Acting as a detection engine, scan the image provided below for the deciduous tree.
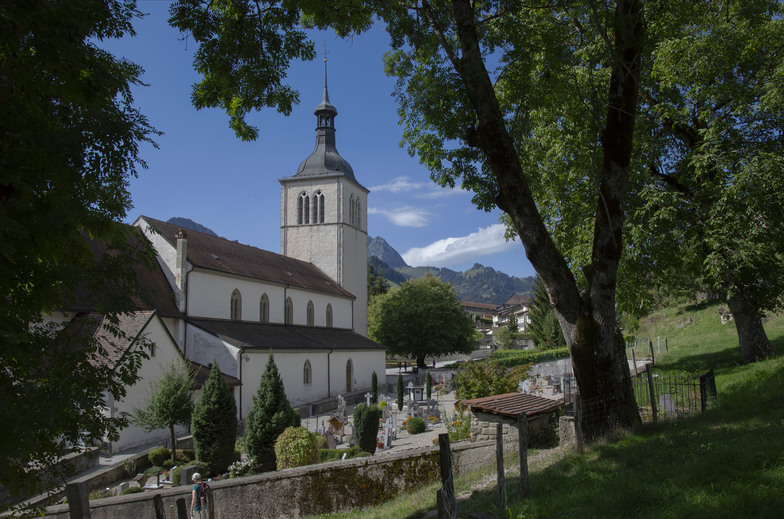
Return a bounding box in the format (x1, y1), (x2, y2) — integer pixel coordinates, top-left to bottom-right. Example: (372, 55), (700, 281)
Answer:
(0, 0), (157, 500)
(133, 359), (195, 462)
(369, 275), (476, 368)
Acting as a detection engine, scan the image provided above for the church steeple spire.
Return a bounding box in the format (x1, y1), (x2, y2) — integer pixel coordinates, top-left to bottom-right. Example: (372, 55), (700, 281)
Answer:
(294, 45), (356, 182)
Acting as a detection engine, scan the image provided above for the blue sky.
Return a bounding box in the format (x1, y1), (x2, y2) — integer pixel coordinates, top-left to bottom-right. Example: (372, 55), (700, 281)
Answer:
(107, 1), (535, 278)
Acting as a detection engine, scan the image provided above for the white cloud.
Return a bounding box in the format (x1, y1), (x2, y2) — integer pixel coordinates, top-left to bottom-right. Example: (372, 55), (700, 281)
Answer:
(370, 175), (466, 199)
(368, 206), (430, 227)
(402, 224), (517, 267)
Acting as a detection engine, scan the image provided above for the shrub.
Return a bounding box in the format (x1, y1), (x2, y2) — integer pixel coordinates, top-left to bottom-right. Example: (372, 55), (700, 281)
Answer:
(379, 400), (387, 410)
(352, 403), (382, 454)
(120, 487), (144, 496)
(88, 488), (113, 500)
(161, 459), (177, 470)
(314, 434), (328, 450)
(318, 445), (363, 462)
(274, 427), (319, 470)
(192, 363), (238, 476)
(143, 465), (164, 476)
(148, 447), (170, 467)
(445, 408), (472, 442)
(406, 417), (426, 434)
(228, 458), (255, 478)
(176, 449), (195, 463)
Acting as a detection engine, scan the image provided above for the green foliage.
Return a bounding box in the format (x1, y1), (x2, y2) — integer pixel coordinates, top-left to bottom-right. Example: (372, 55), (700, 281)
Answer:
(405, 417), (426, 435)
(314, 434), (328, 451)
(369, 275), (476, 367)
(368, 265), (391, 297)
(493, 327), (523, 350)
(529, 278), (566, 351)
(274, 427), (319, 470)
(133, 359), (195, 460)
(426, 371), (432, 399)
(119, 487), (143, 496)
(396, 373), (404, 411)
(490, 347), (571, 368)
(445, 408), (472, 443)
(454, 360), (531, 401)
(148, 447), (171, 467)
(352, 404), (382, 454)
(192, 363), (238, 476)
(0, 0), (159, 499)
(371, 371), (378, 404)
(243, 353), (299, 472)
(318, 445), (365, 463)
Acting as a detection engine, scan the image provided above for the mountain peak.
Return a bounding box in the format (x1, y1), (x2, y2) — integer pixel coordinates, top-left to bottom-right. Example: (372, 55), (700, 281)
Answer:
(367, 236), (409, 268)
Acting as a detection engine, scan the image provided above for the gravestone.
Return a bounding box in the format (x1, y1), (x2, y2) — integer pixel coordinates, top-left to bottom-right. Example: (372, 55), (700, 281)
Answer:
(658, 394), (676, 414)
(180, 465), (197, 487)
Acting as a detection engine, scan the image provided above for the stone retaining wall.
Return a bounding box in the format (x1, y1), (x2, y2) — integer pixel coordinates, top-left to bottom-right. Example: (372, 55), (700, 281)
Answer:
(43, 440), (501, 519)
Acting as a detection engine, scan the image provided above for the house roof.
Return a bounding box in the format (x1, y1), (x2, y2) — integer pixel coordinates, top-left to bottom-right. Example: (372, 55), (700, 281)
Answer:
(501, 294), (533, 307)
(68, 229), (180, 317)
(462, 392), (563, 420)
(190, 360), (242, 388)
(189, 318), (387, 352)
(64, 311), (156, 369)
(460, 301), (498, 312)
(140, 216), (354, 300)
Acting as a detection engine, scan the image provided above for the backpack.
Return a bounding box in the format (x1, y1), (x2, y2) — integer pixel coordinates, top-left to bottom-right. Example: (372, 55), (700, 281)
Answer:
(199, 482), (211, 504)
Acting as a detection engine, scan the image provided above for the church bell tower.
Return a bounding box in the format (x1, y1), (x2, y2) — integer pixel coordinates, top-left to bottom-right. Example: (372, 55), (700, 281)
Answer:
(279, 54), (369, 336)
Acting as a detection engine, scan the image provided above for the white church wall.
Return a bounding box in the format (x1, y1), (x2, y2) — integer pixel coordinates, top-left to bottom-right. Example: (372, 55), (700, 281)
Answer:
(339, 224), (368, 336)
(187, 324), (240, 376)
(285, 286), (352, 328)
(187, 270), (289, 322)
(239, 350), (331, 419)
(135, 217), (179, 292)
(329, 350), (386, 397)
(108, 316), (189, 453)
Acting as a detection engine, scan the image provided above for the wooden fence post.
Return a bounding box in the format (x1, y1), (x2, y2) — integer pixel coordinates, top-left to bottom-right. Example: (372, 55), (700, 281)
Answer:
(648, 339), (655, 366)
(518, 413), (529, 499)
(496, 423), (506, 515)
(437, 433), (457, 519)
(65, 481), (90, 519)
(646, 363), (658, 424)
(175, 498), (188, 519)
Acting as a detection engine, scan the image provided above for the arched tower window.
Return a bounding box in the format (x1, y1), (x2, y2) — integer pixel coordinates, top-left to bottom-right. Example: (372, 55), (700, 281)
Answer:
(313, 190), (325, 223)
(307, 300), (314, 326)
(298, 192), (310, 224)
(260, 293), (269, 323)
(230, 289), (242, 320)
(349, 194), (355, 226)
(285, 297), (293, 324)
(304, 359), (312, 386)
(355, 199), (361, 228)
(326, 304), (333, 328)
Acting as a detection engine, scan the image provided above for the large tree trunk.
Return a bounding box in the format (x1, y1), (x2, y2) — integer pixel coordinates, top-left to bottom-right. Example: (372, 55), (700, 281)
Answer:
(727, 290), (774, 363)
(449, 0), (644, 439)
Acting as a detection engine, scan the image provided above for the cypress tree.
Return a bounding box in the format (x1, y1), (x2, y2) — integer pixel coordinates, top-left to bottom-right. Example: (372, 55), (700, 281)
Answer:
(396, 372), (404, 411)
(352, 403), (381, 454)
(191, 362), (237, 475)
(243, 353), (299, 472)
(426, 371), (432, 399)
(371, 371), (378, 404)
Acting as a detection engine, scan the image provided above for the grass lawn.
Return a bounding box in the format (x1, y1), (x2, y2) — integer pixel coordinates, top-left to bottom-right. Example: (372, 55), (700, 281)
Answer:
(312, 303), (784, 518)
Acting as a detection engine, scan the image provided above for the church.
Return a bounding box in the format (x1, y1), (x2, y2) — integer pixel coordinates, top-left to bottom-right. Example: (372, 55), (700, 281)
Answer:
(50, 73), (386, 452)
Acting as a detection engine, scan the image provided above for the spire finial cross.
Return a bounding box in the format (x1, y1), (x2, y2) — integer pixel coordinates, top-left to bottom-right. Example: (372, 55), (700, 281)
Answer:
(323, 42), (329, 88)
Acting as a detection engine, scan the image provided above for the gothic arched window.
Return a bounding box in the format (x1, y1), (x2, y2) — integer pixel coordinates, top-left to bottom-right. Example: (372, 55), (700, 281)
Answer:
(304, 359), (312, 386)
(298, 192), (310, 224)
(285, 297), (293, 324)
(230, 289), (242, 320)
(260, 293), (269, 323)
(313, 190), (325, 223)
(307, 300), (314, 326)
(326, 304), (333, 328)
(349, 194), (355, 226)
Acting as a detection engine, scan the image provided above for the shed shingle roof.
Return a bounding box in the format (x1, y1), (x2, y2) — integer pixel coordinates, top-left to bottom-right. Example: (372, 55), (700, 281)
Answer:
(140, 216), (354, 299)
(190, 318), (386, 352)
(462, 392), (563, 419)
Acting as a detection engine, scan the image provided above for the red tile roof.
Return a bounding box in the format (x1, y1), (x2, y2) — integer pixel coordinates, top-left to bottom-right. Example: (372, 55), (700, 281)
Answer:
(141, 216), (354, 299)
(462, 392), (562, 419)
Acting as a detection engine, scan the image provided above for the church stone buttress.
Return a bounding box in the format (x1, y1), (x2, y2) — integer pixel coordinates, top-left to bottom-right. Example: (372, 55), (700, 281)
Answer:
(279, 59), (369, 336)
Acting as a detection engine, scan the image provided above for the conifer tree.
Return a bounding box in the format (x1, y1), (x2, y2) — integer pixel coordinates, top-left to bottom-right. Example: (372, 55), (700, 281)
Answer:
(371, 371), (378, 404)
(243, 353), (298, 472)
(529, 277), (566, 350)
(192, 363), (237, 475)
(396, 373), (404, 411)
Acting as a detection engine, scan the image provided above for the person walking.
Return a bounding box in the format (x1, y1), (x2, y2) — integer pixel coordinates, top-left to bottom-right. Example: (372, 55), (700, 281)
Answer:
(190, 472), (204, 518)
